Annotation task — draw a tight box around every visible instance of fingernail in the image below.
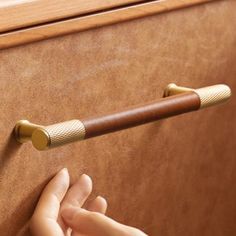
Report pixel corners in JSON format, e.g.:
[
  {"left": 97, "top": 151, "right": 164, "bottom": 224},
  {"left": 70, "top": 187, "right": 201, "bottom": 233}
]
[
  {"left": 81, "top": 173, "right": 89, "bottom": 178},
  {"left": 96, "top": 196, "right": 108, "bottom": 208},
  {"left": 60, "top": 168, "right": 68, "bottom": 174},
  {"left": 81, "top": 174, "right": 92, "bottom": 182},
  {"left": 96, "top": 196, "right": 105, "bottom": 201}
]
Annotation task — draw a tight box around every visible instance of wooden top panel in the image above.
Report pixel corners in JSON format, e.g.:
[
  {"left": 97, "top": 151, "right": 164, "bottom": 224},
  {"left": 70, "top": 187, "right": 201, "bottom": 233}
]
[
  {"left": 0, "top": 0, "right": 218, "bottom": 50},
  {"left": 0, "top": 0, "right": 144, "bottom": 33}
]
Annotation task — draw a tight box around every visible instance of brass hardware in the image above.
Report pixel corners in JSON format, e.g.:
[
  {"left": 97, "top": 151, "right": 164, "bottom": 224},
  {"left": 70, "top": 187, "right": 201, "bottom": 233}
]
[
  {"left": 14, "top": 120, "right": 43, "bottom": 143},
  {"left": 14, "top": 84, "right": 231, "bottom": 151},
  {"left": 14, "top": 120, "right": 85, "bottom": 150},
  {"left": 163, "top": 83, "right": 194, "bottom": 97},
  {"left": 164, "top": 83, "right": 231, "bottom": 108}
]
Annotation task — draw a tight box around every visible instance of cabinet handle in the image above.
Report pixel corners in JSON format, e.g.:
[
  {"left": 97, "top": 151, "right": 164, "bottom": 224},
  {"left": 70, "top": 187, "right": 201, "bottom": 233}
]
[{"left": 14, "top": 84, "right": 231, "bottom": 151}]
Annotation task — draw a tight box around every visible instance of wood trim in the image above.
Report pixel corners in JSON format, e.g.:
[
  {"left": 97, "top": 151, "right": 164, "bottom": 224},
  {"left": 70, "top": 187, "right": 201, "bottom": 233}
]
[
  {"left": 0, "top": 0, "right": 144, "bottom": 33},
  {"left": 0, "top": 0, "right": 220, "bottom": 50}
]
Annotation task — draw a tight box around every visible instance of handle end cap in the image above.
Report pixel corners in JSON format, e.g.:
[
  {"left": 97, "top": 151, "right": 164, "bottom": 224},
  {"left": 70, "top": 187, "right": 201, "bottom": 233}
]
[{"left": 32, "top": 128, "right": 50, "bottom": 151}]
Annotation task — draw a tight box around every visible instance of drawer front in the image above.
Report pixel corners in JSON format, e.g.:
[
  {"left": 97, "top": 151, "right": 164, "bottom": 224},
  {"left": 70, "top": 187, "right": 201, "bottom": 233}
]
[{"left": 0, "top": 1, "right": 236, "bottom": 235}]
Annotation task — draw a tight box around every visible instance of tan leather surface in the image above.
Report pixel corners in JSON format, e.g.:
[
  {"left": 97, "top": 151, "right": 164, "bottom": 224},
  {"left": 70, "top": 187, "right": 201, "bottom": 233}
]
[
  {"left": 83, "top": 92, "right": 200, "bottom": 138},
  {"left": 0, "top": 0, "right": 236, "bottom": 235}
]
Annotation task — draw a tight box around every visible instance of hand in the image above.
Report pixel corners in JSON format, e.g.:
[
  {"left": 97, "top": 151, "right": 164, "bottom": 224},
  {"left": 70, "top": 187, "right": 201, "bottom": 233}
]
[{"left": 30, "top": 168, "right": 147, "bottom": 236}]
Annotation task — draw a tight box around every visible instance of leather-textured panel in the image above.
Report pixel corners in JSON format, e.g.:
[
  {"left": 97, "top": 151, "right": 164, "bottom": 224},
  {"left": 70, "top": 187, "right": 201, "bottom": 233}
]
[{"left": 0, "top": 0, "right": 236, "bottom": 235}]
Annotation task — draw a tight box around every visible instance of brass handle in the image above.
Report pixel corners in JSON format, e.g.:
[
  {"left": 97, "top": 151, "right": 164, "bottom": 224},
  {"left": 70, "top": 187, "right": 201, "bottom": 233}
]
[
  {"left": 164, "top": 84, "right": 231, "bottom": 108},
  {"left": 14, "top": 84, "right": 231, "bottom": 151}
]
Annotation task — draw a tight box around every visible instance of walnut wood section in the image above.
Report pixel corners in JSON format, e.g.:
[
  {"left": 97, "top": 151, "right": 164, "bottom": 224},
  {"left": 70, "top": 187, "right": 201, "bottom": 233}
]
[
  {"left": 0, "top": 0, "right": 219, "bottom": 50},
  {"left": 0, "top": 0, "right": 145, "bottom": 33},
  {"left": 0, "top": 1, "right": 236, "bottom": 236},
  {"left": 82, "top": 92, "right": 200, "bottom": 139}
]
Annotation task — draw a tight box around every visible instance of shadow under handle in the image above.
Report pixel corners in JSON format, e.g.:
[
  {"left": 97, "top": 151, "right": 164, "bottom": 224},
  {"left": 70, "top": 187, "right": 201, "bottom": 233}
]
[{"left": 14, "top": 84, "right": 231, "bottom": 151}]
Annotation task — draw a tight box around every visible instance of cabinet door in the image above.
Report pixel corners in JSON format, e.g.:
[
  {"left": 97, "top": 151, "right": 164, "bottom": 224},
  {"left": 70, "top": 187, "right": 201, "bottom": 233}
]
[{"left": 0, "top": 1, "right": 236, "bottom": 235}]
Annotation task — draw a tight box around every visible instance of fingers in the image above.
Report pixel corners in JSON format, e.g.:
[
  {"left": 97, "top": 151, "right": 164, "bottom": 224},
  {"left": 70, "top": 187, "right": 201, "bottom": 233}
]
[
  {"left": 71, "top": 197, "right": 108, "bottom": 236},
  {"left": 86, "top": 196, "right": 108, "bottom": 214},
  {"left": 58, "top": 174, "right": 93, "bottom": 233},
  {"left": 61, "top": 174, "right": 92, "bottom": 210},
  {"left": 30, "top": 168, "right": 70, "bottom": 236},
  {"left": 33, "top": 168, "right": 70, "bottom": 220},
  {"left": 62, "top": 208, "right": 147, "bottom": 236}
]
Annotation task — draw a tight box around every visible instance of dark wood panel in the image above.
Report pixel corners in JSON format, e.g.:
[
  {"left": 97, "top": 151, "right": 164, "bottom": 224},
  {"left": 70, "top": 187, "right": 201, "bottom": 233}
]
[{"left": 0, "top": 0, "right": 235, "bottom": 235}]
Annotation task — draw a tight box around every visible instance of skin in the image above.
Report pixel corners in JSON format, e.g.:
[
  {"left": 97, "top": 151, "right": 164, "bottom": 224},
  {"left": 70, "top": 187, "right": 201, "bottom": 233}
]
[{"left": 30, "top": 168, "right": 147, "bottom": 236}]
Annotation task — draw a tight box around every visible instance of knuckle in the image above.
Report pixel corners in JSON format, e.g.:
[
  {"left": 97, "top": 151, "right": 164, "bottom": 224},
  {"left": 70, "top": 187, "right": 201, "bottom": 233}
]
[{"left": 83, "top": 211, "right": 101, "bottom": 223}]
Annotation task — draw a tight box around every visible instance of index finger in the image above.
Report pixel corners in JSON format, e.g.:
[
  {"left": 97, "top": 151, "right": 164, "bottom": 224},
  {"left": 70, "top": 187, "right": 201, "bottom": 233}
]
[{"left": 30, "top": 168, "right": 70, "bottom": 236}]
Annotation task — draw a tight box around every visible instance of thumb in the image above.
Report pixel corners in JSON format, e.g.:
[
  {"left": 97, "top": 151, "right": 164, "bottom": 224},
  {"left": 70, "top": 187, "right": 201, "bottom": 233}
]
[{"left": 62, "top": 207, "right": 146, "bottom": 236}]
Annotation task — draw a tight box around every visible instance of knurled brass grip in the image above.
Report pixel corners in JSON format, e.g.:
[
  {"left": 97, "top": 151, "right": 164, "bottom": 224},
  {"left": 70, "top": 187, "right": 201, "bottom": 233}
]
[
  {"left": 14, "top": 83, "right": 231, "bottom": 151},
  {"left": 15, "top": 120, "right": 85, "bottom": 150},
  {"left": 194, "top": 85, "right": 231, "bottom": 108},
  {"left": 164, "top": 84, "right": 231, "bottom": 108}
]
